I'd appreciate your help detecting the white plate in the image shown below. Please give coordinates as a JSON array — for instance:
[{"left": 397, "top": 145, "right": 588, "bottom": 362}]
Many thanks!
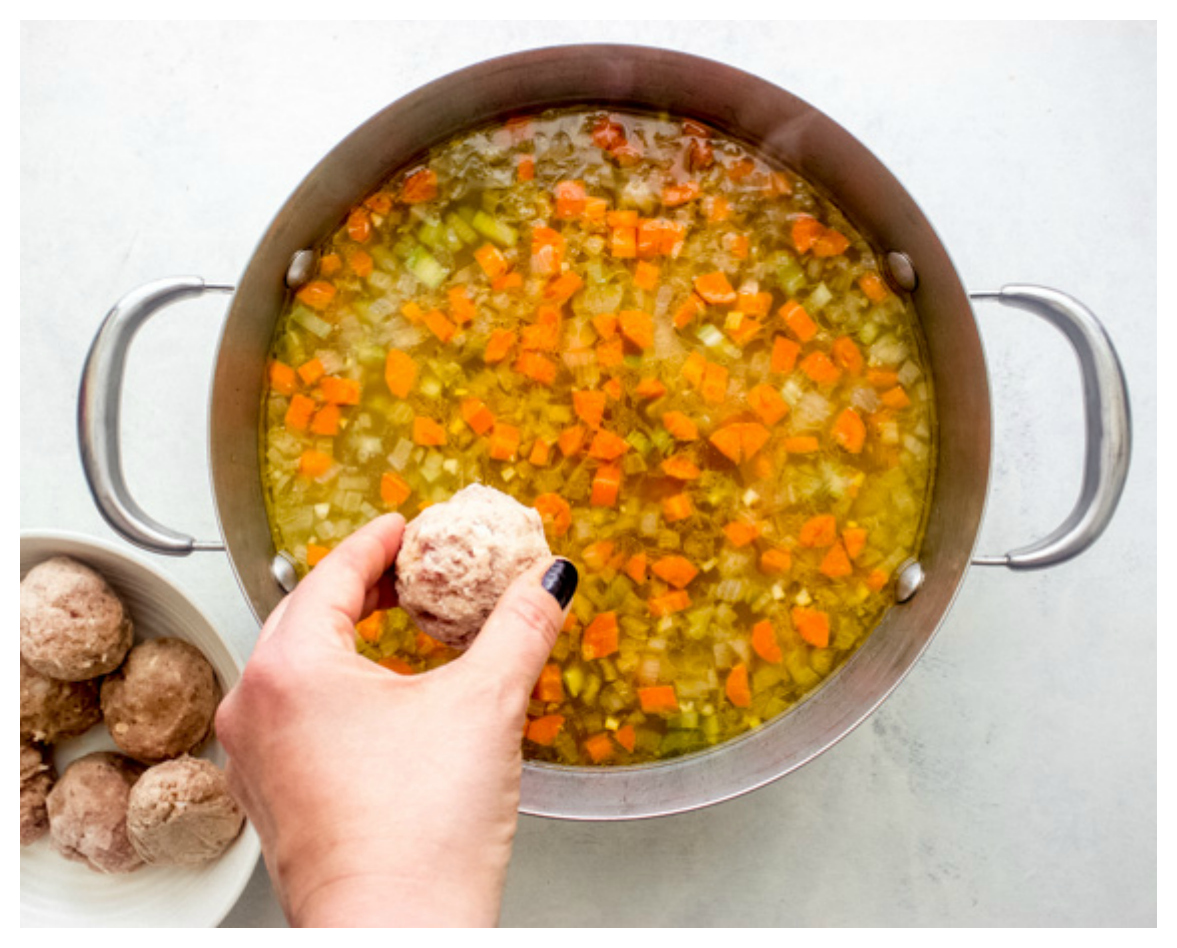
[{"left": 20, "top": 530, "right": 262, "bottom": 928}]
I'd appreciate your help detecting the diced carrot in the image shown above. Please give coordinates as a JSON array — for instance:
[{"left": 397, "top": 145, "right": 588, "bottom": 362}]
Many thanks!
[
  {"left": 725, "top": 663, "right": 752, "bottom": 708},
  {"left": 832, "top": 336, "right": 864, "bottom": 375},
  {"left": 661, "top": 412, "right": 699, "bottom": 442},
  {"left": 296, "top": 280, "right": 336, "bottom": 311},
  {"left": 633, "top": 260, "right": 660, "bottom": 291},
  {"left": 582, "top": 541, "right": 616, "bottom": 572},
  {"left": 533, "top": 663, "right": 565, "bottom": 703},
  {"left": 306, "top": 543, "right": 330, "bottom": 568},
  {"left": 737, "top": 290, "right": 773, "bottom": 318},
  {"left": 867, "top": 368, "right": 900, "bottom": 388},
  {"left": 521, "top": 306, "right": 562, "bottom": 351},
  {"left": 674, "top": 292, "right": 705, "bottom": 330},
  {"left": 682, "top": 352, "right": 708, "bottom": 387},
  {"left": 588, "top": 429, "right": 630, "bottom": 461},
  {"left": 615, "top": 723, "right": 637, "bottom": 753},
  {"left": 727, "top": 316, "right": 763, "bottom": 347},
  {"left": 723, "top": 521, "right": 761, "bottom": 548},
  {"left": 819, "top": 541, "right": 854, "bottom": 579},
  {"left": 842, "top": 527, "right": 868, "bottom": 561},
  {"left": 421, "top": 309, "right": 456, "bottom": 344},
  {"left": 525, "top": 714, "right": 565, "bottom": 746},
  {"left": 582, "top": 612, "right": 620, "bottom": 660},
  {"left": 492, "top": 271, "right": 524, "bottom": 292},
  {"left": 412, "top": 416, "right": 447, "bottom": 446},
  {"left": 377, "top": 350, "right": 414, "bottom": 402},
  {"left": 792, "top": 607, "right": 830, "bottom": 648},
  {"left": 529, "top": 437, "right": 553, "bottom": 467},
  {"left": 474, "top": 243, "right": 510, "bottom": 280},
  {"left": 593, "top": 116, "right": 628, "bottom": 151},
  {"left": 610, "top": 225, "right": 637, "bottom": 258},
  {"left": 651, "top": 555, "right": 698, "bottom": 589},
  {"left": 284, "top": 393, "right": 315, "bottom": 431},
  {"left": 268, "top": 360, "right": 298, "bottom": 396},
  {"left": 799, "top": 514, "right": 838, "bottom": 548},
  {"left": 791, "top": 215, "right": 824, "bottom": 253},
  {"left": 583, "top": 196, "right": 608, "bottom": 220},
  {"left": 318, "top": 252, "right": 343, "bottom": 277},
  {"left": 865, "top": 568, "right": 890, "bottom": 592},
  {"left": 607, "top": 209, "right": 639, "bottom": 228},
  {"left": 415, "top": 629, "right": 448, "bottom": 656},
  {"left": 596, "top": 335, "right": 625, "bottom": 368},
  {"left": 771, "top": 335, "right": 802, "bottom": 374},
  {"left": 638, "top": 684, "right": 680, "bottom": 714},
  {"left": 347, "top": 248, "right": 374, "bottom": 278},
  {"left": 709, "top": 425, "right": 744, "bottom": 464},
  {"left": 694, "top": 271, "right": 737, "bottom": 305},
  {"left": 662, "top": 493, "right": 693, "bottom": 523},
  {"left": 831, "top": 408, "right": 866, "bottom": 454},
  {"left": 705, "top": 194, "right": 731, "bottom": 222},
  {"left": 880, "top": 385, "right": 912, "bottom": 410},
  {"left": 401, "top": 301, "right": 425, "bottom": 323},
  {"left": 544, "top": 271, "right": 584, "bottom": 305},
  {"left": 624, "top": 552, "right": 648, "bottom": 584},
  {"left": 514, "top": 351, "right": 558, "bottom": 386},
  {"left": 603, "top": 376, "right": 624, "bottom": 401},
  {"left": 355, "top": 610, "right": 385, "bottom": 644},
  {"left": 759, "top": 548, "right": 792, "bottom": 575},
  {"left": 800, "top": 351, "right": 842, "bottom": 386},
  {"left": 858, "top": 271, "right": 891, "bottom": 304},
  {"left": 447, "top": 286, "right": 478, "bottom": 325},
  {"left": 516, "top": 154, "right": 536, "bottom": 182},
  {"left": 635, "top": 376, "right": 667, "bottom": 400},
  {"left": 534, "top": 493, "right": 572, "bottom": 536},
  {"left": 747, "top": 384, "right": 790, "bottom": 426},
  {"left": 572, "top": 389, "right": 607, "bottom": 429},
  {"left": 780, "top": 300, "right": 817, "bottom": 343},
  {"left": 380, "top": 471, "right": 411, "bottom": 509},
  {"left": 553, "top": 180, "right": 587, "bottom": 219},
  {"left": 484, "top": 328, "right": 516, "bottom": 364},
  {"left": 592, "top": 312, "right": 618, "bottom": 339},
  {"left": 660, "top": 455, "right": 701, "bottom": 481},
  {"left": 590, "top": 463, "right": 622, "bottom": 507},
  {"left": 584, "top": 732, "right": 616, "bottom": 763},
  {"left": 297, "top": 449, "right": 334, "bottom": 479},
  {"left": 488, "top": 423, "right": 521, "bottom": 461},
  {"left": 460, "top": 397, "right": 496, "bottom": 436},
  {"left": 726, "top": 157, "right": 756, "bottom": 181},
  {"left": 618, "top": 309, "right": 654, "bottom": 350},
  {"left": 378, "top": 656, "right": 414, "bottom": 675},
  {"left": 319, "top": 376, "right": 360, "bottom": 406},
  {"left": 401, "top": 167, "right": 438, "bottom": 204},
  {"left": 813, "top": 228, "right": 850, "bottom": 258},
  {"left": 363, "top": 192, "right": 394, "bottom": 215},
  {"left": 297, "top": 357, "right": 325, "bottom": 386},
  {"left": 700, "top": 362, "right": 729, "bottom": 405},
  {"left": 662, "top": 180, "right": 701, "bottom": 207},
  {"left": 751, "top": 620, "right": 783, "bottom": 664},
  {"left": 530, "top": 225, "right": 565, "bottom": 277},
  {"left": 562, "top": 612, "right": 580, "bottom": 634},
  {"left": 557, "top": 424, "right": 587, "bottom": 458},
  {"left": 347, "top": 208, "right": 372, "bottom": 243},
  {"left": 309, "top": 403, "right": 341, "bottom": 436},
  {"left": 783, "top": 436, "right": 820, "bottom": 454}
]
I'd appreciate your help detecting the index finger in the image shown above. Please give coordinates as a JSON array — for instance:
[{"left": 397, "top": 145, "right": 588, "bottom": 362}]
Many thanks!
[{"left": 276, "top": 513, "right": 406, "bottom": 650}]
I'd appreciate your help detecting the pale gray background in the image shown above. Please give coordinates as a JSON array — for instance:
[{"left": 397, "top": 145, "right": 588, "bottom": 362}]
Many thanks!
[{"left": 21, "top": 21, "right": 1157, "bottom": 926}]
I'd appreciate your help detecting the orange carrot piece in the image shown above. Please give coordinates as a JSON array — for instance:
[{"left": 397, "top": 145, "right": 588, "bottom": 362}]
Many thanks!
[
  {"left": 674, "top": 292, "right": 706, "bottom": 330},
  {"left": 709, "top": 425, "right": 744, "bottom": 463},
  {"left": 384, "top": 349, "right": 417, "bottom": 399},
  {"left": 725, "top": 663, "right": 752, "bottom": 708},
  {"left": 447, "top": 286, "right": 478, "bottom": 325},
  {"left": 515, "top": 153, "right": 536, "bottom": 181},
  {"left": 557, "top": 424, "right": 587, "bottom": 458},
  {"left": 474, "top": 243, "right": 510, "bottom": 280},
  {"left": 584, "top": 732, "right": 616, "bottom": 763},
  {"left": 525, "top": 714, "right": 565, "bottom": 746},
  {"left": 582, "top": 612, "right": 620, "bottom": 660},
  {"left": 588, "top": 429, "right": 630, "bottom": 461},
  {"left": 858, "top": 271, "right": 891, "bottom": 304},
  {"left": 800, "top": 351, "right": 842, "bottom": 386},
  {"left": 783, "top": 435, "right": 820, "bottom": 454},
  {"left": 573, "top": 390, "right": 607, "bottom": 429},
  {"left": 492, "top": 271, "right": 524, "bottom": 292},
  {"left": 401, "top": 301, "right": 425, "bottom": 324},
  {"left": 347, "top": 208, "right": 372, "bottom": 243},
  {"left": 596, "top": 335, "right": 625, "bottom": 368},
  {"left": 460, "top": 397, "right": 496, "bottom": 436},
  {"left": 638, "top": 684, "right": 680, "bottom": 714},
  {"left": 296, "top": 280, "right": 336, "bottom": 311},
  {"left": 633, "top": 261, "right": 661, "bottom": 291},
  {"left": 615, "top": 723, "right": 637, "bottom": 753},
  {"left": 662, "top": 180, "right": 701, "bottom": 207},
  {"left": 347, "top": 248, "right": 374, "bottom": 278},
  {"left": 423, "top": 309, "right": 457, "bottom": 344},
  {"left": 737, "top": 290, "right": 773, "bottom": 318},
  {"left": 297, "top": 449, "right": 333, "bottom": 479},
  {"left": 610, "top": 225, "right": 637, "bottom": 259},
  {"left": 662, "top": 493, "right": 693, "bottom": 523},
  {"left": 297, "top": 357, "right": 325, "bottom": 386},
  {"left": 660, "top": 455, "right": 702, "bottom": 481},
  {"left": 618, "top": 309, "right": 655, "bottom": 351},
  {"left": 514, "top": 351, "right": 558, "bottom": 386},
  {"left": 306, "top": 543, "right": 331, "bottom": 568},
  {"left": 363, "top": 192, "right": 394, "bottom": 215},
  {"left": 309, "top": 403, "right": 341, "bottom": 436},
  {"left": 704, "top": 194, "right": 731, "bottom": 222},
  {"left": 590, "top": 463, "right": 622, "bottom": 507},
  {"left": 603, "top": 376, "right": 624, "bottom": 401},
  {"left": 635, "top": 376, "right": 667, "bottom": 400},
  {"left": 318, "top": 252, "right": 343, "bottom": 277},
  {"left": 533, "top": 663, "right": 565, "bottom": 703},
  {"left": 319, "top": 376, "right": 360, "bottom": 406},
  {"left": 682, "top": 351, "right": 708, "bottom": 387},
  {"left": 723, "top": 521, "right": 761, "bottom": 548},
  {"left": 723, "top": 231, "right": 750, "bottom": 260},
  {"left": 488, "top": 423, "right": 521, "bottom": 461},
  {"left": 355, "top": 610, "right": 385, "bottom": 644},
  {"left": 521, "top": 306, "right": 562, "bottom": 351},
  {"left": 867, "top": 368, "right": 900, "bottom": 389},
  {"left": 831, "top": 408, "right": 867, "bottom": 454},
  {"left": 792, "top": 607, "right": 831, "bottom": 648},
  {"left": 799, "top": 514, "right": 838, "bottom": 548},
  {"left": 484, "top": 328, "right": 516, "bottom": 364},
  {"left": 747, "top": 384, "right": 790, "bottom": 426},
  {"left": 606, "top": 208, "right": 639, "bottom": 228},
  {"left": 694, "top": 271, "right": 737, "bottom": 305},
  {"left": 791, "top": 215, "right": 824, "bottom": 253},
  {"left": 651, "top": 555, "right": 698, "bottom": 589},
  {"left": 582, "top": 540, "right": 616, "bottom": 572},
  {"left": 662, "top": 411, "right": 699, "bottom": 441},
  {"left": 412, "top": 416, "right": 447, "bottom": 446},
  {"left": 759, "top": 548, "right": 792, "bottom": 575},
  {"left": 813, "top": 229, "right": 850, "bottom": 258},
  {"left": 842, "top": 527, "right": 868, "bottom": 561},
  {"left": 780, "top": 300, "right": 817, "bottom": 343},
  {"left": 380, "top": 471, "right": 411, "bottom": 508},
  {"left": 592, "top": 312, "right": 618, "bottom": 339},
  {"left": 528, "top": 437, "right": 553, "bottom": 467},
  {"left": 866, "top": 568, "right": 890, "bottom": 592},
  {"left": 728, "top": 316, "right": 763, "bottom": 347},
  {"left": 284, "top": 393, "right": 315, "bottom": 431},
  {"left": 832, "top": 336, "right": 864, "bottom": 375},
  {"left": 401, "top": 167, "right": 438, "bottom": 204},
  {"left": 751, "top": 620, "right": 783, "bottom": 664},
  {"left": 268, "top": 360, "right": 298, "bottom": 396},
  {"left": 624, "top": 552, "right": 648, "bottom": 584},
  {"left": 544, "top": 271, "right": 584, "bottom": 305},
  {"left": 534, "top": 493, "right": 572, "bottom": 536},
  {"left": 739, "top": 422, "right": 770, "bottom": 460},
  {"left": 553, "top": 180, "right": 587, "bottom": 219},
  {"left": 700, "top": 362, "right": 729, "bottom": 405},
  {"left": 820, "top": 540, "right": 854, "bottom": 579},
  {"left": 771, "top": 335, "right": 801, "bottom": 374},
  {"left": 378, "top": 656, "right": 414, "bottom": 675},
  {"left": 880, "top": 385, "right": 912, "bottom": 410}
]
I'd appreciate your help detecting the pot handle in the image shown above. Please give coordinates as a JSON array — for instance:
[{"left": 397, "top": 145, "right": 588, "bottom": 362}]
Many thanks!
[
  {"left": 969, "top": 285, "right": 1131, "bottom": 569},
  {"left": 78, "top": 277, "right": 234, "bottom": 556}
]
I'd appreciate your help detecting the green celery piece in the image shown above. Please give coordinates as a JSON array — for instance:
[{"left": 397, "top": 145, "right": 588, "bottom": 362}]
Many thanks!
[
  {"left": 471, "top": 210, "right": 519, "bottom": 248},
  {"left": 406, "top": 245, "right": 449, "bottom": 289},
  {"left": 445, "top": 211, "right": 479, "bottom": 245}
]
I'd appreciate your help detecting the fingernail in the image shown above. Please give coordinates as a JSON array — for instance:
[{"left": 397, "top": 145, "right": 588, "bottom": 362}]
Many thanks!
[{"left": 540, "top": 558, "right": 578, "bottom": 609}]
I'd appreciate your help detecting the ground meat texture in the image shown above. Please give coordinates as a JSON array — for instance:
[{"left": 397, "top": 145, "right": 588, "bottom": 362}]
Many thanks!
[
  {"left": 395, "top": 483, "right": 552, "bottom": 649},
  {"left": 21, "top": 741, "right": 56, "bottom": 846},
  {"left": 20, "top": 656, "right": 102, "bottom": 744},
  {"left": 100, "top": 639, "right": 222, "bottom": 764},
  {"left": 20, "top": 556, "right": 133, "bottom": 681},
  {"left": 126, "top": 756, "right": 245, "bottom": 866},
  {"left": 46, "top": 752, "right": 145, "bottom": 873}
]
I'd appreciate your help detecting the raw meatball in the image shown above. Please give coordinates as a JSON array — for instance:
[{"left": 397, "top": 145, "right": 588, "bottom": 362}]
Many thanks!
[
  {"left": 20, "top": 741, "right": 56, "bottom": 845},
  {"left": 100, "top": 639, "right": 222, "bottom": 764},
  {"left": 126, "top": 756, "right": 244, "bottom": 866},
  {"left": 20, "top": 556, "right": 133, "bottom": 681},
  {"left": 46, "top": 751, "right": 144, "bottom": 873},
  {"left": 20, "top": 656, "right": 102, "bottom": 744},
  {"left": 395, "top": 482, "right": 552, "bottom": 649}
]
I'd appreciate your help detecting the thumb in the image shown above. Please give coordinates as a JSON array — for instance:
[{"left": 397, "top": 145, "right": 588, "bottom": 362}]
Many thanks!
[{"left": 460, "top": 557, "right": 578, "bottom": 695}]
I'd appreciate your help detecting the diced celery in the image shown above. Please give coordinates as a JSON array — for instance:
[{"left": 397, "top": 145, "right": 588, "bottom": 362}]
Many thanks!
[
  {"left": 471, "top": 210, "right": 518, "bottom": 247},
  {"left": 445, "top": 211, "right": 479, "bottom": 245},
  {"left": 290, "top": 305, "right": 333, "bottom": 339},
  {"left": 776, "top": 256, "right": 806, "bottom": 296},
  {"left": 406, "top": 246, "right": 450, "bottom": 289}
]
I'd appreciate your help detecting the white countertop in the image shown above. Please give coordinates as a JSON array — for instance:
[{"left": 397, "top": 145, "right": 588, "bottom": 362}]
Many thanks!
[{"left": 20, "top": 21, "right": 1157, "bottom": 926}]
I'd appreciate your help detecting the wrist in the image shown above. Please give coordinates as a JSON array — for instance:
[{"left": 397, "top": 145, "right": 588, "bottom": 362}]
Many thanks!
[{"left": 292, "top": 868, "right": 502, "bottom": 928}]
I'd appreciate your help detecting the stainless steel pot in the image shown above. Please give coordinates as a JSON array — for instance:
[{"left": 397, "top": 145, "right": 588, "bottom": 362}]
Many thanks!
[{"left": 78, "top": 45, "right": 1132, "bottom": 820}]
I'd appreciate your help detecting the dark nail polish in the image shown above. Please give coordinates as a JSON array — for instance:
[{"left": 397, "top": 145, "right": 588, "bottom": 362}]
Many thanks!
[{"left": 541, "top": 558, "right": 578, "bottom": 609}]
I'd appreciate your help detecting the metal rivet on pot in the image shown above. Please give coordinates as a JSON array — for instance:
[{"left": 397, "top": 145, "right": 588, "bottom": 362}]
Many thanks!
[
  {"left": 895, "top": 559, "right": 924, "bottom": 603},
  {"left": 271, "top": 552, "right": 299, "bottom": 593},
  {"left": 285, "top": 249, "right": 317, "bottom": 289},
  {"left": 885, "top": 251, "right": 918, "bottom": 292}
]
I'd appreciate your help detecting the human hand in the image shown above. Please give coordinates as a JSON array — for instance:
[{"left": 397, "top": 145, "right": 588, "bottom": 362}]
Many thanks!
[{"left": 215, "top": 513, "right": 577, "bottom": 927}]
